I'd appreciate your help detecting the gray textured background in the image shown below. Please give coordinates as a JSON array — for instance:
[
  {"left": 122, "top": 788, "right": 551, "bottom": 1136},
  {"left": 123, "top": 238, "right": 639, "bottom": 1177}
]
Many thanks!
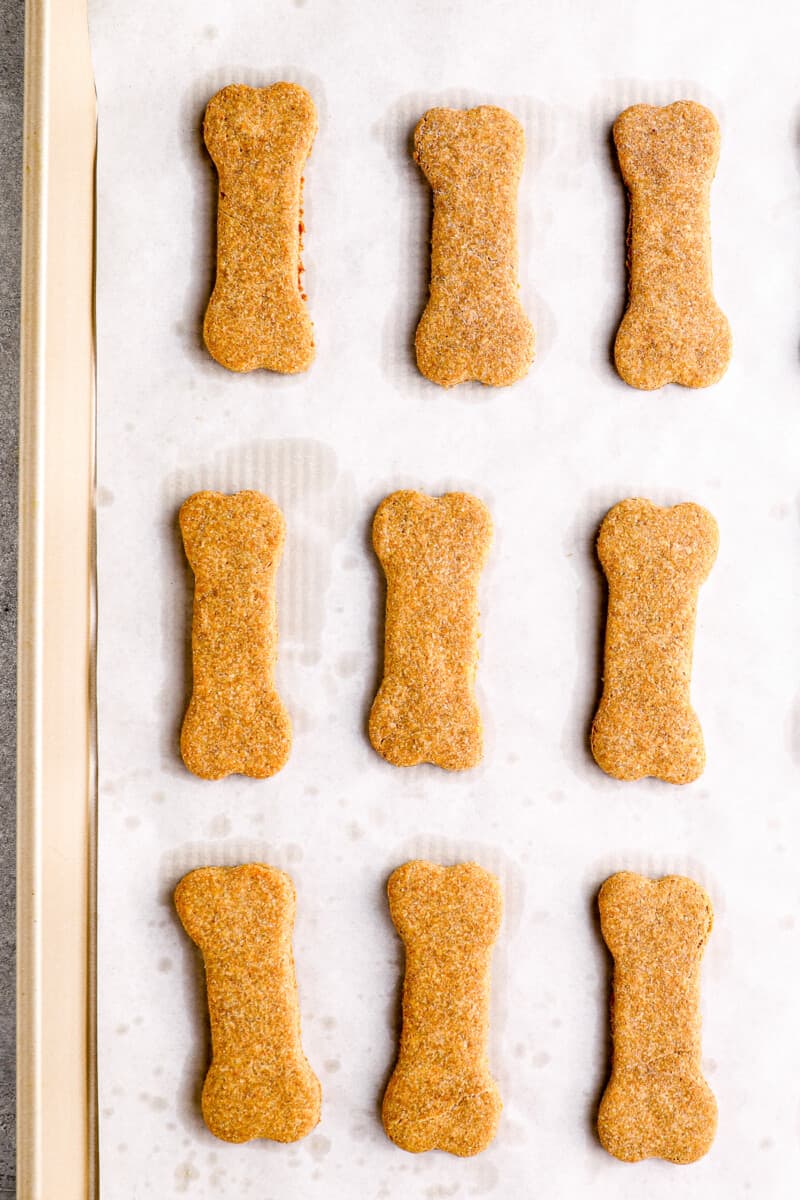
[{"left": 0, "top": 0, "right": 22, "bottom": 1193}]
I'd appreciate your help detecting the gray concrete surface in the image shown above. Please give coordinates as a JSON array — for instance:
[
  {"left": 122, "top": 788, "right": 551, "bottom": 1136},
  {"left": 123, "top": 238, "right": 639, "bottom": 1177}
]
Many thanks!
[{"left": 0, "top": 0, "right": 22, "bottom": 1193}]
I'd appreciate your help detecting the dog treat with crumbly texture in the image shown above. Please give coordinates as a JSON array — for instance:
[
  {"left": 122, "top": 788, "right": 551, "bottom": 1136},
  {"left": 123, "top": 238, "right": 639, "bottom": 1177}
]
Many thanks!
[
  {"left": 613, "top": 101, "right": 731, "bottom": 390},
  {"left": 369, "top": 490, "right": 492, "bottom": 770},
  {"left": 180, "top": 490, "right": 291, "bottom": 780},
  {"left": 174, "top": 863, "right": 321, "bottom": 1144},
  {"left": 203, "top": 82, "right": 317, "bottom": 374},
  {"left": 383, "top": 861, "right": 503, "bottom": 1156},
  {"left": 591, "top": 498, "right": 718, "bottom": 784},
  {"left": 597, "top": 871, "right": 717, "bottom": 1164},
  {"left": 414, "top": 106, "right": 534, "bottom": 387}
]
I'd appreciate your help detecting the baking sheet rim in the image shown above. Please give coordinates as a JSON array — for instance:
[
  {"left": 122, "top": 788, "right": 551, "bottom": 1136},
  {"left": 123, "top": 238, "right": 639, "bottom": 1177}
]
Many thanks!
[{"left": 18, "top": 0, "right": 97, "bottom": 1195}]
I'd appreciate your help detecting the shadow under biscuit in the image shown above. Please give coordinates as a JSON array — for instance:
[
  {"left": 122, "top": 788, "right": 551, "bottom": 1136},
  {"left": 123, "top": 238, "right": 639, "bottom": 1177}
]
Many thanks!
[
  {"left": 586, "top": 879, "right": 614, "bottom": 1147},
  {"left": 153, "top": 501, "right": 195, "bottom": 777},
  {"left": 160, "top": 873, "right": 213, "bottom": 1140},
  {"left": 374, "top": 866, "right": 405, "bottom": 1126},
  {"left": 560, "top": 498, "right": 609, "bottom": 779},
  {"left": 604, "top": 123, "right": 628, "bottom": 374},
  {"left": 794, "top": 113, "right": 800, "bottom": 364},
  {"left": 360, "top": 499, "right": 387, "bottom": 749}
]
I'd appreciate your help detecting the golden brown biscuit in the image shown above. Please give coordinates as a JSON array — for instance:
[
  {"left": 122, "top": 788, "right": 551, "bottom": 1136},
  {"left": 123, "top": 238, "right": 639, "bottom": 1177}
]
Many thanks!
[
  {"left": 174, "top": 863, "right": 321, "bottom": 1144},
  {"left": 597, "top": 871, "right": 717, "bottom": 1164},
  {"left": 591, "top": 498, "right": 718, "bottom": 784},
  {"left": 382, "top": 861, "right": 503, "bottom": 1156},
  {"left": 203, "top": 82, "right": 317, "bottom": 374},
  {"left": 414, "top": 105, "right": 534, "bottom": 387},
  {"left": 369, "top": 490, "right": 492, "bottom": 769},
  {"left": 613, "top": 101, "right": 731, "bottom": 389},
  {"left": 180, "top": 490, "right": 291, "bottom": 780}
]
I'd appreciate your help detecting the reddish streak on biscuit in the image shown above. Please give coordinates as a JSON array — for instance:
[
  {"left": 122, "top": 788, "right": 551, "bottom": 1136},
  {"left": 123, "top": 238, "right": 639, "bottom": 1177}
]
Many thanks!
[
  {"left": 203, "top": 83, "right": 317, "bottom": 374},
  {"left": 598, "top": 871, "right": 717, "bottom": 1164},
  {"left": 383, "top": 860, "right": 503, "bottom": 1156}
]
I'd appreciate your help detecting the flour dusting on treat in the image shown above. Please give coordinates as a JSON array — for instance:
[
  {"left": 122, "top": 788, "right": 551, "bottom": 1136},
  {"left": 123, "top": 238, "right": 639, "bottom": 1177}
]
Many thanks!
[
  {"left": 613, "top": 101, "right": 731, "bottom": 390},
  {"left": 369, "top": 490, "right": 492, "bottom": 770},
  {"left": 414, "top": 105, "right": 534, "bottom": 387},
  {"left": 591, "top": 498, "right": 718, "bottom": 784},
  {"left": 203, "top": 82, "right": 317, "bottom": 374},
  {"left": 175, "top": 864, "right": 321, "bottom": 1144},
  {"left": 383, "top": 861, "right": 503, "bottom": 1156},
  {"left": 597, "top": 871, "right": 717, "bottom": 1164},
  {"left": 180, "top": 490, "right": 291, "bottom": 780}
]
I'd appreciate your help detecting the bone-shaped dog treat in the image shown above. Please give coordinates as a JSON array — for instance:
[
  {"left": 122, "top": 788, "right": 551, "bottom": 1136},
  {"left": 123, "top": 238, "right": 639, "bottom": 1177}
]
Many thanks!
[
  {"left": 369, "top": 490, "right": 492, "bottom": 770},
  {"left": 382, "top": 861, "right": 503, "bottom": 1156},
  {"left": 413, "top": 105, "right": 534, "bottom": 388},
  {"left": 174, "top": 863, "right": 321, "bottom": 1143},
  {"left": 613, "top": 101, "right": 731, "bottom": 390},
  {"left": 597, "top": 871, "right": 717, "bottom": 1163},
  {"left": 180, "top": 490, "right": 291, "bottom": 780},
  {"left": 203, "top": 82, "right": 317, "bottom": 374},
  {"left": 591, "top": 498, "right": 718, "bottom": 784}
]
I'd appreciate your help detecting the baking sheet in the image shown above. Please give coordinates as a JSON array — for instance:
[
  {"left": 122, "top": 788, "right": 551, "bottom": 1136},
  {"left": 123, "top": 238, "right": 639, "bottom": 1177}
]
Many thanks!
[
  {"left": 18, "top": 2, "right": 96, "bottom": 1195},
  {"left": 91, "top": 1, "right": 800, "bottom": 1196}
]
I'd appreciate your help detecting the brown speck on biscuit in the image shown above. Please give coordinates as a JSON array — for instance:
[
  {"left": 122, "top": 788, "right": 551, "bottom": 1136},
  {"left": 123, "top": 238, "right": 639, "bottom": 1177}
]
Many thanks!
[
  {"left": 597, "top": 871, "right": 717, "bottom": 1164},
  {"left": 369, "top": 490, "right": 492, "bottom": 770},
  {"left": 613, "top": 101, "right": 731, "bottom": 390},
  {"left": 203, "top": 82, "right": 317, "bottom": 374},
  {"left": 174, "top": 863, "right": 321, "bottom": 1143},
  {"left": 591, "top": 498, "right": 718, "bottom": 784},
  {"left": 180, "top": 490, "right": 291, "bottom": 780},
  {"left": 414, "top": 105, "right": 534, "bottom": 387},
  {"left": 382, "top": 861, "right": 503, "bottom": 1156}
]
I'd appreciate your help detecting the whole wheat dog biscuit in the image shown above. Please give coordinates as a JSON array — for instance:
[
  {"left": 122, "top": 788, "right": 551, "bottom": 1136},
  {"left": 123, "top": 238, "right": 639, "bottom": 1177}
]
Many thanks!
[
  {"left": 174, "top": 863, "right": 321, "bottom": 1143},
  {"left": 180, "top": 490, "right": 291, "bottom": 780},
  {"left": 203, "top": 82, "right": 317, "bottom": 374},
  {"left": 382, "top": 861, "right": 503, "bottom": 1156},
  {"left": 591, "top": 498, "right": 718, "bottom": 784},
  {"left": 414, "top": 105, "right": 534, "bottom": 387},
  {"left": 613, "top": 101, "right": 731, "bottom": 390},
  {"left": 597, "top": 871, "right": 717, "bottom": 1164},
  {"left": 369, "top": 490, "right": 492, "bottom": 770}
]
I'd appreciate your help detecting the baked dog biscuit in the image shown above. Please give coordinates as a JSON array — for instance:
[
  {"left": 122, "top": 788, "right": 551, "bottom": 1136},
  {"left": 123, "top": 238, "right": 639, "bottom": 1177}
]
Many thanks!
[
  {"left": 597, "top": 871, "right": 717, "bottom": 1163},
  {"left": 383, "top": 861, "right": 503, "bottom": 1156},
  {"left": 203, "top": 82, "right": 317, "bottom": 373},
  {"left": 414, "top": 105, "right": 534, "bottom": 387},
  {"left": 174, "top": 863, "right": 321, "bottom": 1144},
  {"left": 369, "top": 490, "right": 492, "bottom": 769},
  {"left": 614, "top": 101, "right": 731, "bottom": 389},
  {"left": 180, "top": 490, "right": 291, "bottom": 780},
  {"left": 591, "top": 498, "right": 718, "bottom": 784}
]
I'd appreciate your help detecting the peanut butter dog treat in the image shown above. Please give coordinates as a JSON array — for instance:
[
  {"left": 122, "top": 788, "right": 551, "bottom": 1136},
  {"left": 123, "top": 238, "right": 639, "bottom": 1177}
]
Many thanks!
[
  {"left": 180, "top": 490, "right": 291, "bottom": 780},
  {"left": 613, "top": 101, "right": 731, "bottom": 389},
  {"left": 414, "top": 105, "right": 534, "bottom": 387},
  {"left": 203, "top": 82, "right": 317, "bottom": 374},
  {"left": 591, "top": 498, "right": 718, "bottom": 784},
  {"left": 175, "top": 863, "right": 321, "bottom": 1143},
  {"left": 383, "top": 861, "right": 503, "bottom": 1156},
  {"left": 369, "top": 490, "right": 492, "bottom": 769},
  {"left": 597, "top": 871, "right": 717, "bottom": 1163}
]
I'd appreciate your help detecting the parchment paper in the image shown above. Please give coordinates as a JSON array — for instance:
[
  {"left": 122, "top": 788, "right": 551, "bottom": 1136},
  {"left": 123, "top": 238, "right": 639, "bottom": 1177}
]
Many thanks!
[{"left": 91, "top": 2, "right": 800, "bottom": 1196}]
